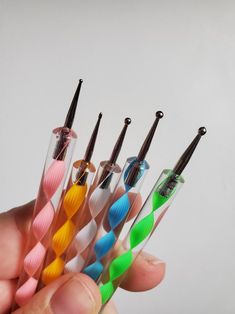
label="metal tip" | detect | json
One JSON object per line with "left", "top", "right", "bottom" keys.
{"left": 173, "top": 127, "right": 207, "bottom": 175}
{"left": 99, "top": 112, "right": 103, "bottom": 119}
{"left": 109, "top": 118, "right": 131, "bottom": 164}
{"left": 64, "top": 79, "right": 83, "bottom": 129}
{"left": 198, "top": 127, "right": 207, "bottom": 136}
{"left": 136, "top": 110, "right": 164, "bottom": 162}
{"left": 156, "top": 111, "right": 164, "bottom": 119}
{"left": 125, "top": 117, "right": 132, "bottom": 125}
{"left": 84, "top": 113, "right": 103, "bottom": 162}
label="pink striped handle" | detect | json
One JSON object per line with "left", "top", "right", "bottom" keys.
{"left": 15, "top": 160, "right": 65, "bottom": 307}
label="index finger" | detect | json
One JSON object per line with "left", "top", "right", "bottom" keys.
{"left": 0, "top": 201, "right": 33, "bottom": 279}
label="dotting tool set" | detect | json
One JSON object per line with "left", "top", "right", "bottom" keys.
{"left": 12, "top": 79, "right": 207, "bottom": 311}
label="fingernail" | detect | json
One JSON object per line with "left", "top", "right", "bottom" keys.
{"left": 51, "top": 277, "right": 96, "bottom": 314}
{"left": 141, "top": 252, "right": 165, "bottom": 266}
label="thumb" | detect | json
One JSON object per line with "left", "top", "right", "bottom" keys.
{"left": 13, "top": 273, "right": 101, "bottom": 314}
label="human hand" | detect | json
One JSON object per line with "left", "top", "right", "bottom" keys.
{"left": 0, "top": 201, "right": 165, "bottom": 313}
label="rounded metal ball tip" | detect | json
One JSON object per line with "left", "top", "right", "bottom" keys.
{"left": 125, "top": 117, "right": 132, "bottom": 125}
{"left": 79, "top": 79, "right": 83, "bottom": 83}
{"left": 98, "top": 112, "right": 103, "bottom": 119}
{"left": 156, "top": 111, "right": 164, "bottom": 119}
{"left": 198, "top": 127, "right": 207, "bottom": 136}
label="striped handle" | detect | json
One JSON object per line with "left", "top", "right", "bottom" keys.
{"left": 83, "top": 160, "right": 147, "bottom": 281}
{"left": 41, "top": 182, "right": 87, "bottom": 285}
{"left": 65, "top": 183, "right": 112, "bottom": 273}
{"left": 100, "top": 170, "right": 183, "bottom": 304}
{"left": 82, "top": 187, "right": 131, "bottom": 280}
{"left": 15, "top": 160, "right": 66, "bottom": 306}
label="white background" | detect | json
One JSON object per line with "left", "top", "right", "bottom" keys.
{"left": 0, "top": 1, "right": 234, "bottom": 313}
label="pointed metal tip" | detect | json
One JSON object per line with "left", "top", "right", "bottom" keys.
{"left": 64, "top": 80, "right": 83, "bottom": 129}
{"left": 75, "top": 79, "right": 83, "bottom": 92}
{"left": 83, "top": 112, "right": 103, "bottom": 162}
{"left": 125, "top": 117, "right": 131, "bottom": 125}
{"left": 198, "top": 127, "right": 207, "bottom": 136}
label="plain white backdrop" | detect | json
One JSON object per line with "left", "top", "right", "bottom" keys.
{"left": 0, "top": 1, "right": 234, "bottom": 313}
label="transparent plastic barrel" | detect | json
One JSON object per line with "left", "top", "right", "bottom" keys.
{"left": 39, "top": 159, "right": 96, "bottom": 287}
{"left": 82, "top": 156, "right": 150, "bottom": 282}
{"left": 64, "top": 160, "right": 122, "bottom": 274}
{"left": 100, "top": 169, "right": 184, "bottom": 305}
{"left": 13, "top": 127, "right": 77, "bottom": 309}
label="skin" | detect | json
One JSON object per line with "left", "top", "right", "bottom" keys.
{"left": 0, "top": 200, "right": 165, "bottom": 314}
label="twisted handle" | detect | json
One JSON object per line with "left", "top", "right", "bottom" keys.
{"left": 41, "top": 182, "right": 87, "bottom": 285}
{"left": 83, "top": 159, "right": 146, "bottom": 281}
{"left": 82, "top": 187, "right": 131, "bottom": 281}
{"left": 100, "top": 191, "right": 169, "bottom": 304}
{"left": 15, "top": 160, "right": 66, "bottom": 307}
{"left": 100, "top": 173, "right": 179, "bottom": 304}
{"left": 65, "top": 183, "right": 111, "bottom": 273}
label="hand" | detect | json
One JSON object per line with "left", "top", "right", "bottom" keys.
{"left": 0, "top": 201, "right": 165, "bottom": 313}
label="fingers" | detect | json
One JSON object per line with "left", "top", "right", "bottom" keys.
{"left": 0, "top": 201, "right": 33, "bottom": 279}
{"left": 100, "top": 300, "right": 118, "bottom": 314}
{"left": 13, "top": 273, "right": 101, "bottom": 314}
{"left": 0, "top": 279, "right": 16, "bottom": 313}
{"left": 100, "top": 253, "right": 165, "bottom": 314}
{"left": 120, "top": 252, "right": 166, "bottom": 292}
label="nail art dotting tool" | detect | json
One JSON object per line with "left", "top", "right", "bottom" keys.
{"left": 64, "top": 118, "right": 131, "bottom": 273}
{"left": 100, "top": 127, "right": 207, "bottom": 305}
{"left": 83, "top": 111, "right": 164, "bottom": 282}
{"left": 39, "top": 113, "right": 102, "bottom": 286}
{"left": 12, "top": 80, "right": 83, "bottom": 309}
